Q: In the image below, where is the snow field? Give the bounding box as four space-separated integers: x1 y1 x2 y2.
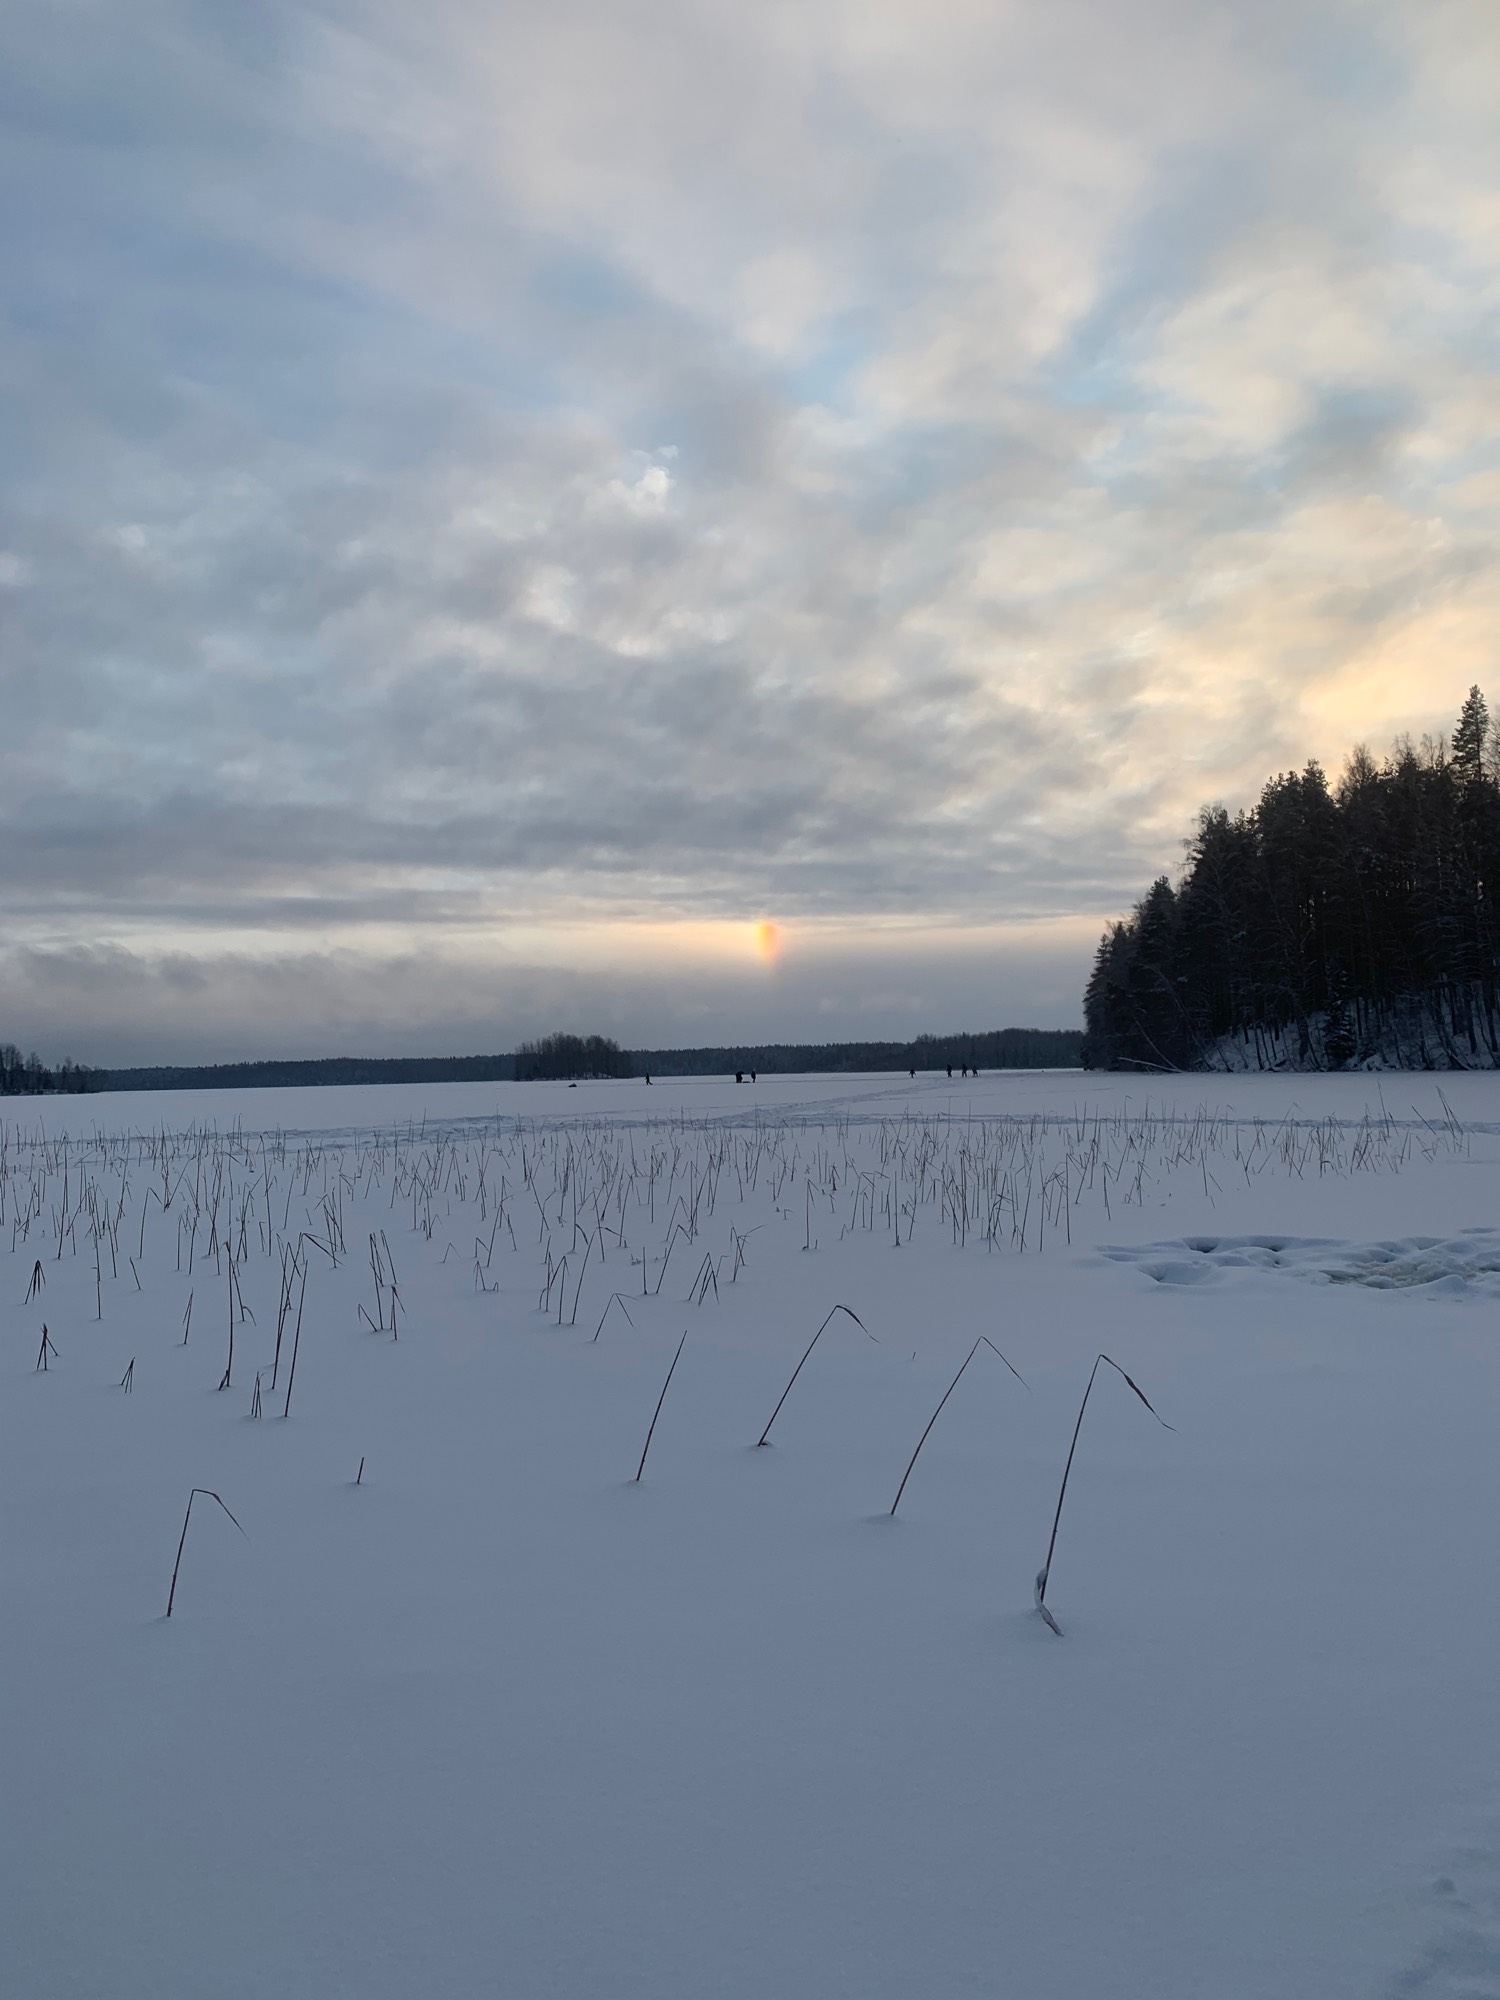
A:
4 1071 1500 1999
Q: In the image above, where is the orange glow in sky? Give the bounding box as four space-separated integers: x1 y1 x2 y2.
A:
754 921 782 964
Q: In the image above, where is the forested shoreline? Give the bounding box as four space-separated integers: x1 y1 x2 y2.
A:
1084 687 1500 1071
630 1028 1080 1077
0 1046 98 1096
0 1027 1082 1095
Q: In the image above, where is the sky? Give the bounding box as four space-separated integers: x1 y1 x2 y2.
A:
2 0 1497 1065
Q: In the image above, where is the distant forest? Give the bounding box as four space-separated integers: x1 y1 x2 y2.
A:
1084 685 1500 1071
0 1026 1082 1096
0 1045 97 1096
631 1029 1081 1076
515 1033 633 1080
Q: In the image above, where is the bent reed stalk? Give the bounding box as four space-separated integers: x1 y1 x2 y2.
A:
165 1488 243 1618
888 1335 1027 1516
1035 1353 1174 1636
757 1304 874 1448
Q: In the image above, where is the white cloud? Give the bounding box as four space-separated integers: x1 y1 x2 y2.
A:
604 462 674 517
2 0 1497 1057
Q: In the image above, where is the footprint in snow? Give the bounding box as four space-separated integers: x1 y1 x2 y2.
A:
1100 1227 1500 1298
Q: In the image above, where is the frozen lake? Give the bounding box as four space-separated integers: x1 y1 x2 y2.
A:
4 1070 1498 1998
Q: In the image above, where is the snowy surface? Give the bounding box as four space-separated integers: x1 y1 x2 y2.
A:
1101 1228 1500 1297
3 1070 1499 1999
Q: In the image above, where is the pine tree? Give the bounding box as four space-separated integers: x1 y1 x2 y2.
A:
1451 685 1489 789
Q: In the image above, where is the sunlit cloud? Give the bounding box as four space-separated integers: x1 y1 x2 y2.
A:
2 0 1496 1060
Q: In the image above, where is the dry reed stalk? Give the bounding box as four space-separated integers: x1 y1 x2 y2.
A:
888 1335 1026 1515
381 1231 400 1338
757 1304 874 1448
165 1488 243 1618
217 1259 235 1390
281 1263 308 1418
635 1330 688 1481
270 1250 298 1390
1034 1353 1173 1636
592 1292 636 1342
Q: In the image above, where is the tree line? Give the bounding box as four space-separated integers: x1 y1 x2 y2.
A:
632 1029 1082 1076
1083 686 1500 1071
2 1026 1083 1095
97 1054 519 1093
0 1045 99 1096
514 1034 634 1080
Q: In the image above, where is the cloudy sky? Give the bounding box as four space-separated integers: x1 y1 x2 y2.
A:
3 0 1497 1063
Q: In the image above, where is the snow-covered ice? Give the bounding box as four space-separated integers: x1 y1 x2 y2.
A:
1101 1228 1500 1296
3 1070 1498 1999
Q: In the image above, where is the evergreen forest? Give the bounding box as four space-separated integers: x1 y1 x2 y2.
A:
0 1046 98 1096
1083 686 1500 1071
0 1028 1081 1095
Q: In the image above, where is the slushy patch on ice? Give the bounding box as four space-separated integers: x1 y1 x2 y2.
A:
1104 1228 1500 1296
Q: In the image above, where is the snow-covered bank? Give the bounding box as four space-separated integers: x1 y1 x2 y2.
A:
1201 984 1500 1072
4 1073 1499 1999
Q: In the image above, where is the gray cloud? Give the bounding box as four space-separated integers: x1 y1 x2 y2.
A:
0 928 1094 1068
3 0 1497 1060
